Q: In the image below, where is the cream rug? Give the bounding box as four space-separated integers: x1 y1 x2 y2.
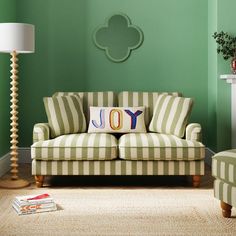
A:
0 188 235 236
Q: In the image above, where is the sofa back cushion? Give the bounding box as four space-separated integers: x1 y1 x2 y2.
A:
43 95 86 138
53 91 117 124
149 94 193 138
118 91 181 126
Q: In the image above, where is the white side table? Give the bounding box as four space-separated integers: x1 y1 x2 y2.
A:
220 74 236 148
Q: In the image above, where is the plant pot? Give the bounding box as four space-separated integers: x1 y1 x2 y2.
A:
231 58 236 74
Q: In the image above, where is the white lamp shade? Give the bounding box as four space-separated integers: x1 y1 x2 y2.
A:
0 23 35 53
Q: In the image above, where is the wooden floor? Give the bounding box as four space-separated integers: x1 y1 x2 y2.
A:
1 163 214 189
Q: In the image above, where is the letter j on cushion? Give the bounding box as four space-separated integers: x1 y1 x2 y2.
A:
149 94 193 138
43 95 87 138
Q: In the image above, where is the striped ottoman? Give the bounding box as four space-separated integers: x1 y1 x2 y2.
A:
212 149 236 218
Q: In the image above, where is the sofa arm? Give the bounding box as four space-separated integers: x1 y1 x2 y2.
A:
33 123 50 143
185 123 202 142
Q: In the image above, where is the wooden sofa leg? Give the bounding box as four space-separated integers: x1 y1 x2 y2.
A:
192 175 201 187
221 201 232 218
35 175 44 187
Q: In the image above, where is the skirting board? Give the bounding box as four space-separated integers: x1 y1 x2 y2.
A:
0 148 31 177
205 148 215 166
0 152 10 177
0 147 215 177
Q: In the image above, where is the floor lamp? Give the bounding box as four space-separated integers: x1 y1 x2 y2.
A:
0 23 35 188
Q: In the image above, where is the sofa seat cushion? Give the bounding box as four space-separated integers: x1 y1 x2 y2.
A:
31 133 118 161
119 133 205 161
212 149 236 186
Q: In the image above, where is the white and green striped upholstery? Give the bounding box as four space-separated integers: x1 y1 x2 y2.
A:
119 133 205 161
118 91 181 126
214 179 236 208
32 159 204 176
31 133 118 161
212 150 236 211
54 91 117 124
33 123 50 143
44 95 86 138
32 91 205 183
149 94 193 138
212 149 236 186
186 123 202 142
32 122 202 145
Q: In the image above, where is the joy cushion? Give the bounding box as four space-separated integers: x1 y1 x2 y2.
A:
43 95 86 138
88 106 147 133
149 94 193 138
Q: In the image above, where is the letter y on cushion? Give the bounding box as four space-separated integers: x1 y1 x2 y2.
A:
124 109 143 129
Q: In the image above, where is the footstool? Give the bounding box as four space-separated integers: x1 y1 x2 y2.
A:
212 149 236 218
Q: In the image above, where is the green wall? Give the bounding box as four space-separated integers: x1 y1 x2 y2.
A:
15 0 209 147
0 0 234 152
216 0 236 151
207 0 218 151
207 0 236 152
16 0 87 147
0 0 16 157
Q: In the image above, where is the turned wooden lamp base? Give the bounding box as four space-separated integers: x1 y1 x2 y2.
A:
0 51 30 190
0 178 30 189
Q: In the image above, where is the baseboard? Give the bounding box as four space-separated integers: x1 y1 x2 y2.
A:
0 148 31 177
0 152 10 177
18 147 31 164
205 148 215 167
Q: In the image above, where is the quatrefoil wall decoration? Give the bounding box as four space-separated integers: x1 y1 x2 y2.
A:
93 13 144 62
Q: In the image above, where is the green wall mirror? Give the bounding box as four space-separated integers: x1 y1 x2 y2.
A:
93 13 144 62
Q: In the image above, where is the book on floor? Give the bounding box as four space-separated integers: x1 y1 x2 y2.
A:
12 193 57 215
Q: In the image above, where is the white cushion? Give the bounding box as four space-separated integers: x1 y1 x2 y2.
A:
88 106 147 133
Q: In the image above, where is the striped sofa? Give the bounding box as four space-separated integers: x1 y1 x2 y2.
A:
212 149 236 217
31 91 205 187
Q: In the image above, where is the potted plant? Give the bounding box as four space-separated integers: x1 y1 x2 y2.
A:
213 31 236 73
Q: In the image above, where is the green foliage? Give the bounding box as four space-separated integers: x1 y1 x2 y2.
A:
213 31 236 60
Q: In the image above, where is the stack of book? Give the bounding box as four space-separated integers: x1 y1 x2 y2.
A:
12 193 57 215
